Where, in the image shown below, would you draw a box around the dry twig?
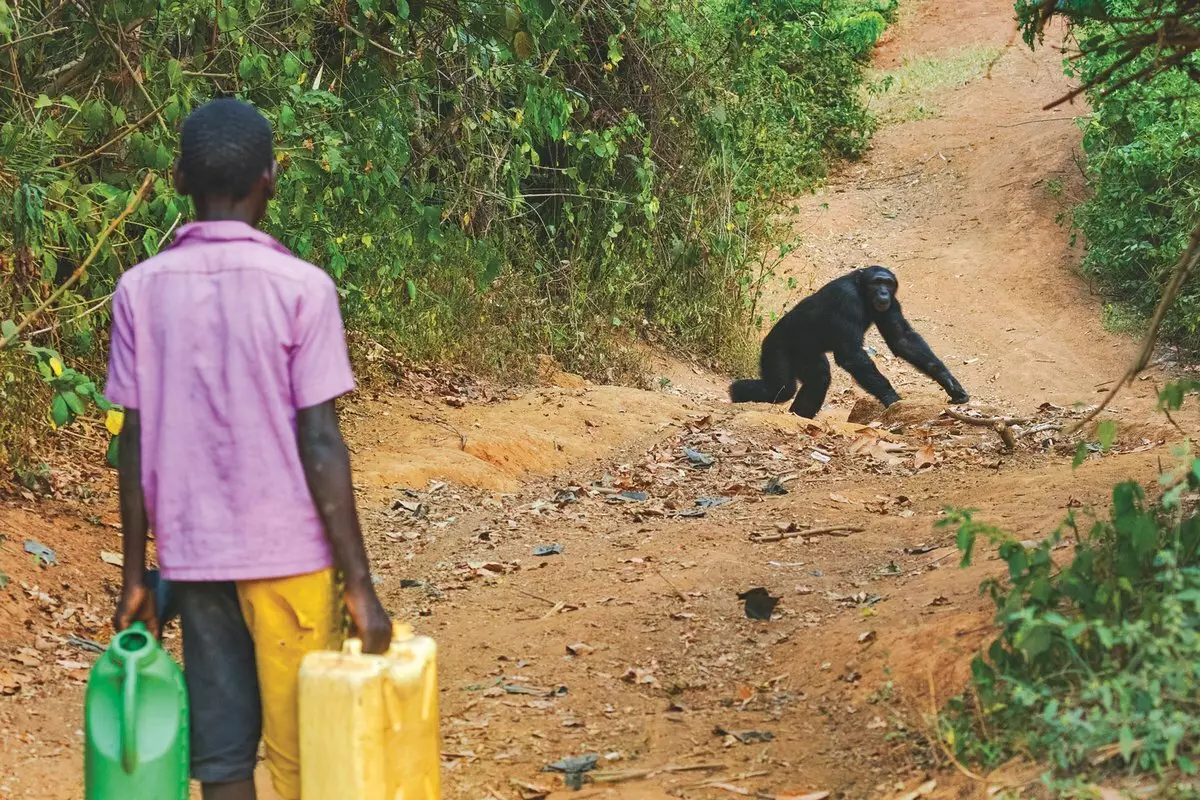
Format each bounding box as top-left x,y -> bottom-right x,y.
1,172 -> 155,349
750,526 -> 864,543
1068,220 -> 1200,435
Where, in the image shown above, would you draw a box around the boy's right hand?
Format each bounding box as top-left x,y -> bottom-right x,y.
345,583 -> 392,654
113,583 -> 159,638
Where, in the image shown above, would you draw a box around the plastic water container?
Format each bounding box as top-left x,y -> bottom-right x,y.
84,622 -> 189,800
299,622 -> 440,800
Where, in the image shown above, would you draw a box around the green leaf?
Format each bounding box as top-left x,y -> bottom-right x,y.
405,278 -> 417,304
167,59 -> 184,87
1016,624 -> 1052,659
1119,725 -> 1136,762
34,94 -> 52,110
41,251 -> 57,283
106,436 -> 120,468
1096,420 -> 1117,451
1072,441 -> 1087,469
1,319 -> 17,343
51,394 -> 70,427
63,391 -> 85,416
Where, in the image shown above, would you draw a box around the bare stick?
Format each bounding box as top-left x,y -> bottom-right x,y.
59,104 -> 166,169
1,172 -> 155,348
591,763 -> 726,783
994,422 -> 1017,452
926,670 -> 988,783
751,526 -> 864,543
654,567 -> 687,602
1067,219 -> 1200,435
509,586 -> 559,607
943,409 -> 1031,427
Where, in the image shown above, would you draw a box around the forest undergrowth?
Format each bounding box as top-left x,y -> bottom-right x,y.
0,0 -> 895,470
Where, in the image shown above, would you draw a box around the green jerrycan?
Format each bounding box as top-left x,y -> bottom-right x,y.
85,622 -> 189,800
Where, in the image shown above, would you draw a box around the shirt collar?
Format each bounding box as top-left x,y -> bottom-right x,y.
170,220 -> 292,256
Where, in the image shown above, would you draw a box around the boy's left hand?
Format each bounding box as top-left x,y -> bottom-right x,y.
113,583 -> 159,638
345,584 -> 392,654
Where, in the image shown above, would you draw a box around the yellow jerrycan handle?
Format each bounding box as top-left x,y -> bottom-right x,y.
341,622 -> 415,656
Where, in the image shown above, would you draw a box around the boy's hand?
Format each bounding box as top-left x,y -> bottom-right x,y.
113,583 -> 159,638
345,582 -> 392,653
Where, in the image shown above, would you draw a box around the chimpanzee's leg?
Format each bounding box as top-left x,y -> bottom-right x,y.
730,339 -> 798,404
789,354 -> 831,418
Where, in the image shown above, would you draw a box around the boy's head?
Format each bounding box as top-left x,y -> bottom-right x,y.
175,98 -> 276,224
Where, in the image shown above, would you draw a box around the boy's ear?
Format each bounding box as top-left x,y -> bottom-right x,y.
172,160 -> 191,197
264,161 -> 277,200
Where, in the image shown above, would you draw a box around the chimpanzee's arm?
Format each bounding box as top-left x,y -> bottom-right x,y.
833,345 -> 901,407
875,300 -> 969,403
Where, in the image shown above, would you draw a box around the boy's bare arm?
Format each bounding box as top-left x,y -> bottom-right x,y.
296,400 -> 392,654
113,409 -> 158,635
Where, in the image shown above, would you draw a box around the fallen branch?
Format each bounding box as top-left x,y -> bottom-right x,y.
1,172 -> 154,349
943,409 -> 1031,427
750,526 -> 864,543
1020,421 -> 1063,437
1068,220 -> 1200,435
944,409 -> 1020,452
591,763 -> 726,784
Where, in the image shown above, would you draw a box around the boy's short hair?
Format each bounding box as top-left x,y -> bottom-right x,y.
179,98 -> 274,199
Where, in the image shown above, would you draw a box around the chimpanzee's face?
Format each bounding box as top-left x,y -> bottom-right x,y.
862,268 -> 897,313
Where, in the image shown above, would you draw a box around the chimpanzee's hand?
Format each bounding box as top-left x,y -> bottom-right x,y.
345,582 -> 393,654
948,387 -> 969,405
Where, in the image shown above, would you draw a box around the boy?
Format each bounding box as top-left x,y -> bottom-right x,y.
106,98 -> 392,800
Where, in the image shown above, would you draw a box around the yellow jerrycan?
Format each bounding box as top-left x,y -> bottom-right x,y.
298,622 -> 440,800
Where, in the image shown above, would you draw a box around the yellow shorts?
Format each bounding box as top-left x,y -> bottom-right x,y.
237,567 -> 341,800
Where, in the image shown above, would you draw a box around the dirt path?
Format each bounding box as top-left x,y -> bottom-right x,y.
1,2 -> 1193,799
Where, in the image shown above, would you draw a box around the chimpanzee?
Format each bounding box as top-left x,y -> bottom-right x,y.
730,266 -> 969,418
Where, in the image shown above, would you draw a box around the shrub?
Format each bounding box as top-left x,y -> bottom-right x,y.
0,0 -> 889,467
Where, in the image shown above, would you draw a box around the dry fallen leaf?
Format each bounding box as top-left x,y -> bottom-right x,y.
10,649 -> 41,668
566,642 -> 595,656
858,631 -> 877,645
620,666 -> 658,685
0,669 -> 26,695
914,444 -> 937,470
100,551 -> 124,568
777,792 -> 830,800
735,685 -> 755,702
896,779 -> 937,800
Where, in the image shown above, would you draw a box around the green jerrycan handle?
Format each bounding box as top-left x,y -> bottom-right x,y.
112,623 -> 153,775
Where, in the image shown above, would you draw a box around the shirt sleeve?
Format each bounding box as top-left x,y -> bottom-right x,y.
290,274 -> 356,409
104,280 -> 139,409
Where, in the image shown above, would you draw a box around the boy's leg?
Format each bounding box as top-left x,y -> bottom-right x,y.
174,581 -> 263,800
236,568 -> 339,800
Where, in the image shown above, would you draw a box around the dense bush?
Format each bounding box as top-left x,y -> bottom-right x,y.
1021,0 -> 1200,349
941,449 -> 1200,782
0,0 -> 892,467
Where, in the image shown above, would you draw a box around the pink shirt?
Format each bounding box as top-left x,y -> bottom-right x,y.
104,221 -> 355,581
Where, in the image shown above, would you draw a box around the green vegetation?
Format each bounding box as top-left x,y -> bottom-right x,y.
0,0 -> 896,468
940,446 -> 1200,786
937,388 -> 1200,792
1018,0 -> 1200,352
867,45 -> 999,123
